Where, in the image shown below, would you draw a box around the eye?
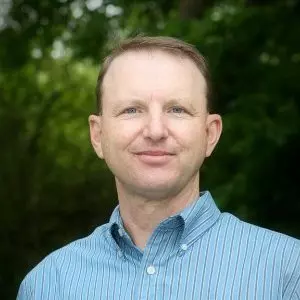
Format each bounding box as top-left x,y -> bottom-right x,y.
123,107 -> 138,114
169,106 -> 187,114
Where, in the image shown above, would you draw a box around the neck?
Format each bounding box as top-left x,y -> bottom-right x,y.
116,176 -> 200,249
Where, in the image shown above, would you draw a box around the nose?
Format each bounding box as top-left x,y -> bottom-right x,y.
143,112 -> 168,141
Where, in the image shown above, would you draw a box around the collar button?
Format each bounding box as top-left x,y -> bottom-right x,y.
180,243 -> 188,251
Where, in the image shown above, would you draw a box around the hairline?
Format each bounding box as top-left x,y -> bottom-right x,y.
96,41 -> 212,114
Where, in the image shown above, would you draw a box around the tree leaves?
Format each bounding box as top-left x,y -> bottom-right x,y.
1,0 -> 300,298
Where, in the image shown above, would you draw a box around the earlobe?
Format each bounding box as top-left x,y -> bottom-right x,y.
88,114 -> 104,159
205,114 -> 222,157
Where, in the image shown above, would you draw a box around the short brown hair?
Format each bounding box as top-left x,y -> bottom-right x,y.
95,36 -> 212,114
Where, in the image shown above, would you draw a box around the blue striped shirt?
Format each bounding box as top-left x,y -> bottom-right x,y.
18,191 -> 300,299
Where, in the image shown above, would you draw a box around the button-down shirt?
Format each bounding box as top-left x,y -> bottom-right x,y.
17,191 -> 300,299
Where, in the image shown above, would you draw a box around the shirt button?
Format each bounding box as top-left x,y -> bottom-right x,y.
181,244 -> 188,251
146,265 -> 156,275
118,228 -> 123,236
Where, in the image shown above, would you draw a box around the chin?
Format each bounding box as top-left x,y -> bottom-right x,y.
133,180 -> 181,198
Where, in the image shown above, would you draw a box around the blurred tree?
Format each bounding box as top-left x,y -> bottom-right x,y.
0,58 -> 118,298
0,0 -> 299,299
180,0 -> 215,19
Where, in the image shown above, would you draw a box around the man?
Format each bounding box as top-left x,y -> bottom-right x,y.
18,36 -> 300,299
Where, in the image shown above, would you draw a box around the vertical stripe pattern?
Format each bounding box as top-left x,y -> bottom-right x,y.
17,191 -> 300,299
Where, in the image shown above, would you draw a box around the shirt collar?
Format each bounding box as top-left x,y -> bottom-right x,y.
179,190 -> 221,245
109,191 -> 221,247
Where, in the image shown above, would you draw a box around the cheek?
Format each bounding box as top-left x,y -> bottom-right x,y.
102,120 -> 142,150
171,122 -> 205,146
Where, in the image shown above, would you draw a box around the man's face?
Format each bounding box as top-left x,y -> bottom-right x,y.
90,50 -> 221,199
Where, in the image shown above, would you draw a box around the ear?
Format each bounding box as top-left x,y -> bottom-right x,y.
205,114 -> 222,157
88,114 -> 104,159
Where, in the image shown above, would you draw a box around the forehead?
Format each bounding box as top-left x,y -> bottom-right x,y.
102,49 -> 207,99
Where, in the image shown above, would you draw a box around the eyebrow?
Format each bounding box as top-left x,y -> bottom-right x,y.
115,98 -> 146,109
110,98 -> 145,115
164,98 -> 197,112
112,97 -> 198,113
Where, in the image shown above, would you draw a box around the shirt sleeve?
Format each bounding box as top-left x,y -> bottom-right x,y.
17,276 -> 33,300
283,239 -> 300,299
16,254 -> 59,300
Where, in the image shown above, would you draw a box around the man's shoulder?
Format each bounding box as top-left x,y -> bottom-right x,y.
221,211 -> 300,248
221,212 -> 300,286
30,223 -> 110,271
17,223 -> 111,299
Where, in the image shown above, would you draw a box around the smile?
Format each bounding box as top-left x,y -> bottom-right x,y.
134,151 -> 175,165
135,150 -> 174,156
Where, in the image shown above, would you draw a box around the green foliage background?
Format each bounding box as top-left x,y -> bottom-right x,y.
0,0 -> 299,298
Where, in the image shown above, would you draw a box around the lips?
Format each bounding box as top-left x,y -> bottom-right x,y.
133,150 -> 175,165
135,150 -> 174,156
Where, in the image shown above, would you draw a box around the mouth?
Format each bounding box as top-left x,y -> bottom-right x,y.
135,150 -> 175,156
133,150 -> 175,165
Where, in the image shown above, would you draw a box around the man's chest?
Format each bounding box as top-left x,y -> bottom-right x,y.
60,246 -> 282,300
